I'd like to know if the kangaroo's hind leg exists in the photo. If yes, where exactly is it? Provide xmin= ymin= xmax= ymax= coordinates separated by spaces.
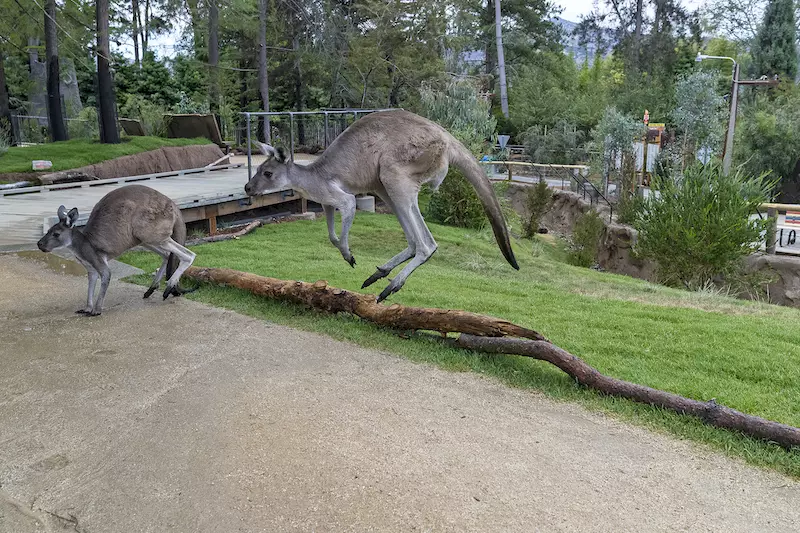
xmin=361 ymin=193 xmax=416 ymax=288
xmin=148 ymin=239 xmax=196 ymax=300
xmin=142 ymin=245 xmax=170 ymax=299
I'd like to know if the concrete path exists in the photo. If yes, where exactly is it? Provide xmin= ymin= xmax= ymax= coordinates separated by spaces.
xmin=0 ymin=253 xmax=798 ymax=532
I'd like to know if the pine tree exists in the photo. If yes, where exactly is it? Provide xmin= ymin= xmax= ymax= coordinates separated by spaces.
xmin=752 ymin=0 xmax=797 ymax=79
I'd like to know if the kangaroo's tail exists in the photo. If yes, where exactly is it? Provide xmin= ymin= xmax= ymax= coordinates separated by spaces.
xmin=448 ymin=141 xmax=519 ymax=270
xmin=167 ymin=212 xmax=187 ymax=281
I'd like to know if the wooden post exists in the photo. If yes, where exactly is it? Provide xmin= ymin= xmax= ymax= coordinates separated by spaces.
xmin=766 ymin=207 xmax=778 ymax=254
xmin=207 ymin=205 xmax=219 ymax=235
xmin=300 ymin=197 xmax=308 ymax=213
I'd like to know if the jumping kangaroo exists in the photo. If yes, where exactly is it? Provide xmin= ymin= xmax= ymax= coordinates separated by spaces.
xmin=37 ymin=184 xmax=196 ymax=316
xmin=244 ymin=109 xmax=519 ymax=302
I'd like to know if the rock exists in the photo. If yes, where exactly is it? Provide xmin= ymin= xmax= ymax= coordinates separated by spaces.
xmin=744 ymin=254 xmax=800 ymax=308
xmin=38 ymin=170 xmax=98 ymax=186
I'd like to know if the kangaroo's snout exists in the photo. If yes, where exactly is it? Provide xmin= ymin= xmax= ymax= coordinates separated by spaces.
xmin=244 ymin=182 xmax=253 ymax=196
xmin=37 ymin=239 xmax=48 ymax=252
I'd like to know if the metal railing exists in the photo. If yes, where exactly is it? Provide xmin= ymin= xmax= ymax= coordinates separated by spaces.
xmin=241 ymin=108 xmax=398 ymax=179
xmin=480 ymin=160 xmax=613 ymax=220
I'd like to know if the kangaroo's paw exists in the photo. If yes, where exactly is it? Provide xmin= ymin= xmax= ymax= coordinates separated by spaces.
xmin=75 ymin=309 xmax=91 ymax=315
xmin=143 ymin=286 xmax=157 ymax=299
xmin=84 ymin=310 xmax=101 ymax=317
xmin=163 ymin=285 xmax=175 ymax=300
xmin=377 ymin=279 xmax=403 ymax=303
xmin=362 ymin=266 xmax=390 ymax=289
xmin=347 ymin=255 xmax=357 ymax=268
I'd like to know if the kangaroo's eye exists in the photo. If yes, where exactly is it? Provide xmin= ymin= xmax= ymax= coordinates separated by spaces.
xmin=53 ymin=232 xmax=60 ymax=238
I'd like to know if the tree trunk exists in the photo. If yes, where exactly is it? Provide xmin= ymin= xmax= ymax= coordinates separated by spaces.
xmin=183 ymin=267 xmax=800 ymax=450
xmin=483 ymin=0 xmax=496 ymax=77
xmin=258 ymin=0 xmax=271 ymax=143
xmin=293 ymin=30 xmax=305 ymax=145
xmin=44 ymin=0 xmax=67 ymax=142
xmin=132 ymin=0 xmax=141 ymax=67
xmin=96 ymin=0 xmax=119 ymax=144
xmin=143 ymin=0 xmax=151 ymax=53
xmin=208 ymin=0 xmax=220 ymax=118
xmin=0 ymin=50 xmax=12 ymax=145
xmin=186 ymin=0 xmax=203 ymax=57
xmin=634 ymin=0 xmax=644 ymax=67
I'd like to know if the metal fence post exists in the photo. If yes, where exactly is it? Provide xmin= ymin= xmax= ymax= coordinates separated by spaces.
xmin=289 ymin=112 xmax=295 ymax=161
xmin=324 ymin=111 xmax=329 ymax=149
xmin=246 ymin=113 xmax=252 ymax=180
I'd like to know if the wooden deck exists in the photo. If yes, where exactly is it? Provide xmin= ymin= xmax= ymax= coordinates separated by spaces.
xmin=0 ymin=164 xmax=302 ymax=250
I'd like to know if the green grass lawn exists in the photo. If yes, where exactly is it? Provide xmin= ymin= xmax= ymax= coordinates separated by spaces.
xmin=0 ymin=136 xmax=212 ymax=175
xmin=121 ymin=212 xmax=800 ymax=477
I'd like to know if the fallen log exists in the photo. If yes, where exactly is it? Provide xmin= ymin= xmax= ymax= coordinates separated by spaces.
xmin=186 ymin=220 xmax=263 ymax=246
xmin=183 ymin=266 xmax=800 ymax=449
xmin=452 ymin=335 xmax=800 ymax=449
xmin=185 ymin=267 xmax=547 ymax=341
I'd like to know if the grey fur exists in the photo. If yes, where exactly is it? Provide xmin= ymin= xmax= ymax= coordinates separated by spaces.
xmin=37 ymin=184 xmax=196 ymax=316
xmin=244 ymin=110 xmax=518 ymax=302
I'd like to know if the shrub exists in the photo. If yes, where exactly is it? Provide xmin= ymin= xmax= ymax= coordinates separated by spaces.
xmin=522 ymin=180 xmax=552 ymax=238
xmin=120 ymin=94 xmax=168 ymax=137
xmin=567 ymin=210 xmax=605 ymax=267
xmin=420 ymin=80 xmax=496 ymax=228
xmin=634 ymin=163 xmax=776 ymax=288
xmin=523 ymin=120 xmax=587 ymax=164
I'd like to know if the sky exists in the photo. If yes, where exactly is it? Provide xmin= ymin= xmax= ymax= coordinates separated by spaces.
xmin=557 ymin=0 xmax=705 ymax=23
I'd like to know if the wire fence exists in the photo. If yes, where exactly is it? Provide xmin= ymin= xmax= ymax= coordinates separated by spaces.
xmin=10 ymin=114 xmax=99 ymax=145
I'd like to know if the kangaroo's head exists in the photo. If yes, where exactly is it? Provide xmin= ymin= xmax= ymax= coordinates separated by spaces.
xmin=244 ymin=143 xmax=292 ymax=196
xmin=38 ymin=205 xmax=79 ymax=252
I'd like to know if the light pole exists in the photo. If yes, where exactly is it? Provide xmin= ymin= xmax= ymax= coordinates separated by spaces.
xmin=695 ymin=53 xmax=738 ymax=175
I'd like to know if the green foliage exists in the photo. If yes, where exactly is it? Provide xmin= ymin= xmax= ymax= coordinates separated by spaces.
xmin=752 ymin=0 xmax=797 ymax=79
xmin=114 ymin=52 xmax=180 ymax=109
xmin=736 ymin=86 xmax=800 ymax=201
xmin=420 ymin=80 xmax=496 ymax=229
xmin=119 ymin=95 xmax=168 ymax=137
xmin=672 ymin=71 xmax=726 ymax=153
xmin=521 ymin=180 xmax=553 ymax=238
xmin=523 ymin=120 xmax=588 ymax=164
xmin=66 ymin=107 xmax=99 ymax=139
xmin=567 ymin=211 xmax=605 ymax=267
xmin=635 ymin=163 xmax=776 ymax=288
xmin=425 ymin=170 xmax=488 ymax=229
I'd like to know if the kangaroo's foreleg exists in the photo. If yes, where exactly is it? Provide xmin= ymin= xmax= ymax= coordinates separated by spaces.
xmin=153 ymin=239 xmax=196 ymax=300
xmin=375 ymin=186 xmax=437 ymax=302
xmin=362 ymin=194 xmax=415 ymax=288
xmin=332 ymin=194 xmax=357 ymax=268
xmin=76 ymin=267 xmax=99 ymax=315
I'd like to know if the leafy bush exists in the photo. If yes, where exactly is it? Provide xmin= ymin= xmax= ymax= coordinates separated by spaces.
xmin=567 ymin=210 xmax=605 ymax=267
xmin=522 ymin=180 xmax=553 ymax=238
xmin=634 ymin=163 xmax=776 ymax=288
xmin=523 ymin=120 xmax=587 ymax=164
xmin=120 ymin=95 xmax=168 ymax=137
xmin=0 ymin=121 xmax=9 ymax=156
xmin=420 ymin=80 xmax=496 ymax=229
xmin=67 ymin=107 xmax=99 ymax=139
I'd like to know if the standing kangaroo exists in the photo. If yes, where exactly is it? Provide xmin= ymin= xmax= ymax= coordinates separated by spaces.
xmin=244 ymin=109 xmax=519 ymax=301
xmin=37 ymin=184 xmax=196 ymax=316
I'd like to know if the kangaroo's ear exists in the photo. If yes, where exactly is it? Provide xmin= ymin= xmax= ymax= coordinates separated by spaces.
xmin=66 ymin=208 xmax=79 ymax=228
xmin=57 ymin=205 xmax=68 ymax=222
xmin=256 ymin=142 xmax=276 ymax=159
xmin=275 ymin=146 xmax=289 ymax=163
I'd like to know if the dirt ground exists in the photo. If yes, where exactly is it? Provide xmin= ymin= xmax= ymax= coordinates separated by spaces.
xmin=0 ymin=253 xmax=798 ymax=532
